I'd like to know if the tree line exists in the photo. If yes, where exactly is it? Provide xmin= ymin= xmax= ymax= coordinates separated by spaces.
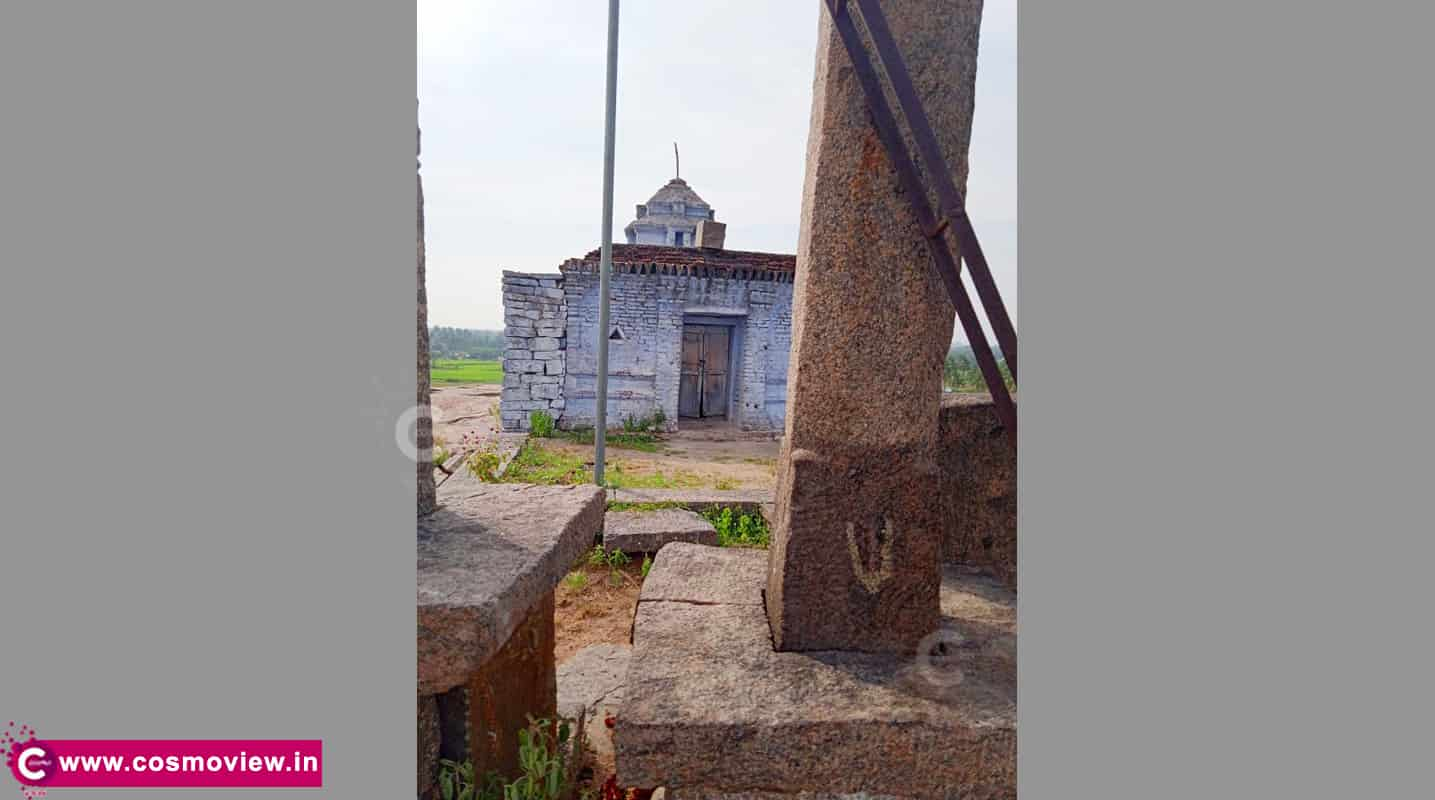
xmin=944 ymin=345 xmax=1013 ymax=393
xmin=429 ymin=327 xmax=504 ymax=360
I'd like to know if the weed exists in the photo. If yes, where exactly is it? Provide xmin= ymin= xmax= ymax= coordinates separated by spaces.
xmin=700 ymin=506 xmax=771 ymax=548
xmin=437 ymin=758 xmax=502 ymax=800
xmin=640 ymin=554 xmax=653 ymax=579
xmin=465 ymin=444 xmax=502 ymax=482
xmin=433 ymin=435 xmax=451 ymax=467
xmin=587 ymin=544 xmax=608 ymax=568
xmin=529 ymin=410 xmax=555 ymax=438
xmin=563 ymin=570 xmax=589 ymax=592
xmin=713 ymin=477 xmax=738 ymax=490
xmin=437 ymin=717 xmax=573 ymax=800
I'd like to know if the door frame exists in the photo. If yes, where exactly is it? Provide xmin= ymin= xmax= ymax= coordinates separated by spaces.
xmin=678 ymin=313 xmax=743 ymax=424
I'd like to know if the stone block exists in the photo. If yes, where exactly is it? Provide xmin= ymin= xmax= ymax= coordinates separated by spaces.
xmin=546 ymin=361 xmax=564 ymax=376
xmin=602 ymin=509 xmax=718 ymax=554
xmin=617 ymin=545 xmax=1015 ymax=799
xmin=531 ymin=383 xmax=562 ymax=400
xmin=533 ymin=350 xmax=563 ymax=360
xmin=532 ymin=337 xmax=561 ymax=352
xmin=512 ymin=360 xmax=545 ymax=374
xmin=938 ymin=394 xmax=1016 ymax=588
xmin=418 ymin=483 xmax=605 ymax=695
xmin=504 ymin=349 xmax=532 ymax=361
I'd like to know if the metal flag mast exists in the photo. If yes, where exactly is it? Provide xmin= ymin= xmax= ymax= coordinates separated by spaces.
xmin=594 ymin=0 xmax=620 ymax=485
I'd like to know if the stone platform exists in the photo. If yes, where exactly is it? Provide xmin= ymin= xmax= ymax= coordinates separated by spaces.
xmin=417 ymin=480 xmax=605 ymax=795
xmin=615 ymin=544 xmax=1015 ymax=800
xmin=603 ymin=508 xmax=717 ymax=553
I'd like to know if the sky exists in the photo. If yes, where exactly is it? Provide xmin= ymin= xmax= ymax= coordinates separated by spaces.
xmin=418 ymin=0 xmax=1016 ymax=343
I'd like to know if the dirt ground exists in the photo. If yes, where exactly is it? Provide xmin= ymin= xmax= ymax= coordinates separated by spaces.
xmin=431 ymin=383 xmax=781 ymax=491
xmin=554 ymin=561 xmax=645 ymax=665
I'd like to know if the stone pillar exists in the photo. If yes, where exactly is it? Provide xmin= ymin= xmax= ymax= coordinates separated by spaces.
xmin=766 ymin=0 xmax=983 ymax=653
xmin=418 ymin=122 xmax=437 ymax=516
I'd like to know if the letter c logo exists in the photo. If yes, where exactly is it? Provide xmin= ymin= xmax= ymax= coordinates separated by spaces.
xmin=17 ymin=746 xmax=48 ymax=781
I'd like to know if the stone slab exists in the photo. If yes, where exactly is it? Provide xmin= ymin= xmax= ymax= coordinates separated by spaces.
xmin=766 ymin=0 xmax=983 ymax=655
xmin=637 ymin=542 xmax=766 ymax=607
xmin=605 ymin=487 xmax=773 ymax=517
xmin=603 ymin=509 xmax=717 ymax=553
xmin=617 ymin=545 xmax=1015 ymax=799
xmin=418 ymin=482 xmax=605 ymax=695
xmin=557 ymin=643 xmax=631 ymax=768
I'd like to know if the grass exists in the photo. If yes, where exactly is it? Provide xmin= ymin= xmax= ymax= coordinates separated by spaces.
xmin=500 ymin=441 xmax=592 ymax=485
xmin=431 ymin=358 xmax=502 ymax=385
xmin=555 ymin=428 xmax=662 ymax=453
xmin=606 ymin=501 xmax=686 ymax=512
xmin=499 ymin=441 xmax=707 ymax=489
xmin=562 ymin=570 xmax=589 ymax=592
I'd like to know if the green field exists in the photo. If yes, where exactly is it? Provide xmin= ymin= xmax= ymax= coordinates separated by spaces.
xmin=431 ymin=358 xmax=503 ymax=385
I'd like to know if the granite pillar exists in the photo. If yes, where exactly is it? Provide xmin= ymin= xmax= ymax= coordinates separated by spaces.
xmin=766 ymin=0 xmax=984 ymax=653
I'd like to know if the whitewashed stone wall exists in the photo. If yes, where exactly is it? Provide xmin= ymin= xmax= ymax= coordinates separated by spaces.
xmin=559 ymin=261 xmax=794 ymax=432
xmin=500 ymin=271 xmax=566 ymax=431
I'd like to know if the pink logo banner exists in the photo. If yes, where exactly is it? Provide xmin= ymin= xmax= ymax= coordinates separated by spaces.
xmin=6 ymin=739 xmax=322 ymax=789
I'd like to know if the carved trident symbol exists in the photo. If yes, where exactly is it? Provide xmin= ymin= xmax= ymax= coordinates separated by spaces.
xmin=846 ymin=515 xmax=896 ymax=594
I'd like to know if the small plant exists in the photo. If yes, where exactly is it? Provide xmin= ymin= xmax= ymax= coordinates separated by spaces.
xmin=506 ymin=717 xmax=572 ymax=800
xmin=713 ymin=477 xmax=738 ymax=490
xmin=529 ymin=410 xmax=555 ymax=438
xmin=437 ymin=758 xmax=502 ymax=800
xmin=605 ymin=548 xmax=630 ymax=585
xmin=439 ymin=717 xmax=572 ymax=800
xmin=701 ymin=506 xmax=771 ymax=548
xmin=563 ymin=570 xmax=589 ymax=592
xmin=465 ymin=443 xmax=502 ymax=482
xmin=587 ymin=544 xmax=608 ymax=568
xmin=640 ymin=554 xmax=653 ymax=579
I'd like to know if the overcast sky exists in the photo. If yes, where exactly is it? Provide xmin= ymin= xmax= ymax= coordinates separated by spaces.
xmin=418 ymin=0 xmax=1016 ymax=343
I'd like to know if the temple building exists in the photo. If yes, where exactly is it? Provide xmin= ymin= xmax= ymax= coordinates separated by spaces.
xmin=501 ymin=173 xmax=794 ymax=432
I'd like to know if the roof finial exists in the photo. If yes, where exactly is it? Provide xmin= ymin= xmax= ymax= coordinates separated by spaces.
xmin=674 ymin=141 xmax=680 ymax=180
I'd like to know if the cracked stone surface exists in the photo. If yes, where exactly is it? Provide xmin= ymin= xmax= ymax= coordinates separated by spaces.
xmin=603 ymin=509 xmax=718 ymax=553
xmin=558 ymin=643 xmax=631 ymax=767
xmin=617 ymin=544 xmax=1015 ymax=799
xmin=417 ymin=482 xmax=605 ymax=695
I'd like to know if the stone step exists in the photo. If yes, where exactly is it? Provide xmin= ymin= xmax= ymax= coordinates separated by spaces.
xmin=603 ymin=509 xmax=717 ymax=554
xmin=615 ymin=543 xmax=1016 ymax=799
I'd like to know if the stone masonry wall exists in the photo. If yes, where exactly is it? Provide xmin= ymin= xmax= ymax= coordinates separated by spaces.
xmin=560 ymin=262 xmax=793 ymax=432
xmin=500 ymin=271 xmax=567 ymax=431
xmin=938 ymin=393 xmax=1017 ymax=588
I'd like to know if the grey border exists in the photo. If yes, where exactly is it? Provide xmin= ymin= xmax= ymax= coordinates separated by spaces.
xmin=1 ymin=2 xmax=414 ymax=797
xmin=1022 ymin=1 xmax=1434 ymax=797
